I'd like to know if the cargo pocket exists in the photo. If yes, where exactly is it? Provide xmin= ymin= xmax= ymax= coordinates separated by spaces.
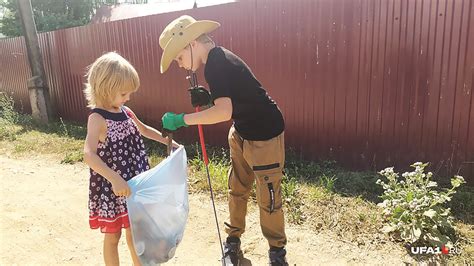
xmin=241 ymin=136 xmax=284 ymax=214
xmin=255 ymin=170 xmax=283 ymax=214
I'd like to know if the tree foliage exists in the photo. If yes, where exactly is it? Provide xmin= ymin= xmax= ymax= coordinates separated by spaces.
xmin=0 ymin=0 xmax=148 ymax=37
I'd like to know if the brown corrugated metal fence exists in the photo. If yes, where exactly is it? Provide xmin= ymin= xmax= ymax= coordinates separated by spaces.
xmin=1 ymin=0 xmax=473 ymax=181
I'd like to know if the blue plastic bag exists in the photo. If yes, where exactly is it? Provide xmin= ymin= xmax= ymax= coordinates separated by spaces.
xmin=127 ymin=146 xmax=189 ymax=265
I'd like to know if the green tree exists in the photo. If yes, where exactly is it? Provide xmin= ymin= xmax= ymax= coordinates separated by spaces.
xmin=0 ymin=0 xmax=148 ymax=38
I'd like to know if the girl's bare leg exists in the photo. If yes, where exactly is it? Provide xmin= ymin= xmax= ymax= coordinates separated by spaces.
xmin=126 ymin=228 xmax=141 ymax=266
xmin=104 ymin=231 xmax=122 ymax=266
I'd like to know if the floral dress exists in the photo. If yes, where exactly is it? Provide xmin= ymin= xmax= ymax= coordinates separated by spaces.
xmin=88 ymin=107 xmax=150 ymax=233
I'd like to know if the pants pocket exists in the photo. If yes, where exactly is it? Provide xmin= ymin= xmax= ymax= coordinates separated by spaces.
xmin=256 ymin=171 xmax=283 ymax=214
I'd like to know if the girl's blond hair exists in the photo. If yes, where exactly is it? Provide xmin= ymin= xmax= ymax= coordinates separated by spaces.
xmin=84 ymin=52 xmax=139 ymax=108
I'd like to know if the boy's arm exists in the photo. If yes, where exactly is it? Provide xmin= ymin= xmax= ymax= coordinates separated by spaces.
xmin=124 ymin=107 xmax=179 ymax=148
xmin=83 ymin=113 xmax=131 ymax=197
xmin=183 ymin=97 xmax=232 ymax=125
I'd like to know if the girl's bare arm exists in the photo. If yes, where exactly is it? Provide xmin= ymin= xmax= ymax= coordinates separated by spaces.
xmin=125 ymin=107 xmax=180 ymax=148
xmin=83 ymin=113 xmax=130 ymax=197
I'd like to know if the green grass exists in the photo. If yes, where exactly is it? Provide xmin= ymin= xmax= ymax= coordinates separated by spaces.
xmin=1 ymin=92 xmax=472 ymax=263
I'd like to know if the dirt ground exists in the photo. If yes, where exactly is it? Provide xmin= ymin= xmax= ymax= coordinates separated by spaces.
xmin=0 ymin=154 xmax=414 ymax=265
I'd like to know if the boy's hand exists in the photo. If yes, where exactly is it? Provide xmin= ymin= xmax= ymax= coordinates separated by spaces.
xmin=188 ymin=86 xmax=211 ymax=107
xmin=162 ymin=112 xmax=188 ymax=131
xmin=111 ymin=176 xmax=131 ymax=197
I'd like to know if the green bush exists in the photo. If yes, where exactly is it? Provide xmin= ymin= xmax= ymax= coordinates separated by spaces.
xmin=0 ymin=92 xmax=20 ymax=141
xmin=0 ymin=92 xmax=19 ymax=123
xmin=376 ymin=162 xmax=465 ymax=247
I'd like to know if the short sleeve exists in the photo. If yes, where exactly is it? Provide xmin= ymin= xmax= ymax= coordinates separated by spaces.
xmin=205 ymin=48 xmax=231 ymax=101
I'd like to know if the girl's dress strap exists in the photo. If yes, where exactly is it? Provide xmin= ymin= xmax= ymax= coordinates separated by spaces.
xmin=90 ymin=108 xmax=128 ymax=121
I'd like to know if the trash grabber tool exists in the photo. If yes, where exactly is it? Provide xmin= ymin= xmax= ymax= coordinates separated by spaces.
xmin=187 ymin=71 xmax=226 ymax=265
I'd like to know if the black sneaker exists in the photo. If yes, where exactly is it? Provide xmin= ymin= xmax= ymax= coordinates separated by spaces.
xmin=222 ymin=237 xmax=243 ymax=266
xmin=269 ymin=247 xmax=288 ymax=266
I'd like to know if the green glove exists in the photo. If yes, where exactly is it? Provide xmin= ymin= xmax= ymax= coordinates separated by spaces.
xmin=162 ymin=112 xmax=188 ymax=131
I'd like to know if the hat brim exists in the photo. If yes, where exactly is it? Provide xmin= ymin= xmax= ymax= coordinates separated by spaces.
xmin=160 ymin=20 xmax=220 ymax=73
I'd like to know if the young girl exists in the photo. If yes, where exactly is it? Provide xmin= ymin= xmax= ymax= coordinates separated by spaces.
xmin=83 ymin=52 xmax=177 ymax=265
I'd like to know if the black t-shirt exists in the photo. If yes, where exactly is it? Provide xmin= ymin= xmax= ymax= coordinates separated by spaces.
xmin=204 ymin=46 xmax=285 ymax=141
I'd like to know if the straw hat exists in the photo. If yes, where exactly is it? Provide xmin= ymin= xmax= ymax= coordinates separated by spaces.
xmin=159 ymin=15 xmax=220 ymax=73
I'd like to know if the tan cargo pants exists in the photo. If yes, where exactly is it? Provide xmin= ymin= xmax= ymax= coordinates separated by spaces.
xmin=225 ymin=125 xmax=287 ymax=248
